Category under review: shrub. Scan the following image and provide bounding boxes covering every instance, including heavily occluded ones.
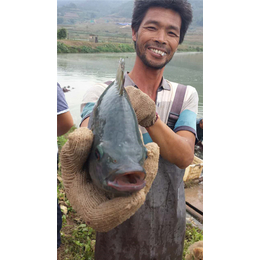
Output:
[81,46,95,53]
[96,43,119,52]
[118,44,135,52]
[68,46,79,53]
[57,42,69,53]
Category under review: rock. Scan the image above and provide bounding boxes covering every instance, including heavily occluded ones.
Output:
[62,87,70,93]
[185,240,203,260]
[60,205,68,215]
[91,240,96,251]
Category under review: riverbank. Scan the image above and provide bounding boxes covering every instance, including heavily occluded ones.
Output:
[57,126,203,260]
[57,40,203,54]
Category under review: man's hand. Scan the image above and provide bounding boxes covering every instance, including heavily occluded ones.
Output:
[60,127,159,232]
[125,85,195,168]
[125,86,157,128]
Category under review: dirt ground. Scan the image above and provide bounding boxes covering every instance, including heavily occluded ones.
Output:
[58,39,95,47]
[57,210,84,260]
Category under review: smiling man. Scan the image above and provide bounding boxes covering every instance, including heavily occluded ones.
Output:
[133,8,180,70]
[79,0,198,259]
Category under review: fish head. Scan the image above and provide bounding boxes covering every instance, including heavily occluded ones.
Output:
[88,139,148,195]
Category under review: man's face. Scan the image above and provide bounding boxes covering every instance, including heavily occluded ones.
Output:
[132,7,181,69]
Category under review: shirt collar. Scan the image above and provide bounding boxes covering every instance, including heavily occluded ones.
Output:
[124,72,171,91]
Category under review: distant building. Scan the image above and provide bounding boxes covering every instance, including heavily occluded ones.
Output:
[89,34,98,43]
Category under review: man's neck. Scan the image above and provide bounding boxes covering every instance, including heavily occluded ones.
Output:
[128,57,165,101]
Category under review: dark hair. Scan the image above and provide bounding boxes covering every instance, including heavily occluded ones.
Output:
[131,0,193,44]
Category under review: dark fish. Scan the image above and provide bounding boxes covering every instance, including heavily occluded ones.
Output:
[87,58,147,195]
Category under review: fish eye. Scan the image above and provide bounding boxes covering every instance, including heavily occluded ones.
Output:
[95,149,100,160]
[95,145,103,161]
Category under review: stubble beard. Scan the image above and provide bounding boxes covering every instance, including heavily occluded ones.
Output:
[135,40,174,70]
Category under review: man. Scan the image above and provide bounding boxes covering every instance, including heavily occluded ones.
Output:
[57,82,73,249]
[74,0,198,259]
[196,118,203,146]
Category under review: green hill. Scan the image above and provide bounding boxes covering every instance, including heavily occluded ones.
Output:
[57,0,202,27]
[57,0,203,50]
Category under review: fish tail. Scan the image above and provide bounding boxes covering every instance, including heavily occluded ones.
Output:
[115,58,125,96]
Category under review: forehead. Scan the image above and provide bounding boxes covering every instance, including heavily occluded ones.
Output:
[141,7,181,30]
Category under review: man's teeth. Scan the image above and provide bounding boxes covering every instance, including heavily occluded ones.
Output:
[151,48,166,56]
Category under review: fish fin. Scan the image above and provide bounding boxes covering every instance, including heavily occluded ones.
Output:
[139,129,144,145]
[115,58,125,96]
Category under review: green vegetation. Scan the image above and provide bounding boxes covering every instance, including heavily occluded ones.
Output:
[57,41,135,54]
[58,125,96,260]
[57,42,70,53]
[57,126,203,259]
[183,224,203,259]
[57,0,202,27]
[57,0,203,53]
[57,125,77,149]
[178,46,203,52]
[57,40,202,54]
[57,28,68,40]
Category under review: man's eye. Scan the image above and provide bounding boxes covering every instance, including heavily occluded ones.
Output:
[168,32,178,37]
[146,26,156,31]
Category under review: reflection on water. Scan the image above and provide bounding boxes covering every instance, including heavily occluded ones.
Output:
[57,52,203,126]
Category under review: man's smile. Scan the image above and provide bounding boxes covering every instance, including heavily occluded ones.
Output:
[148,47,167,56]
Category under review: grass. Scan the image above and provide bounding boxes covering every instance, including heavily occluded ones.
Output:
[57,40,135,53]
[57,40,202,54]
[183,224,203,259]
[57,126,203,260]
[58,125,96,259]
[57,22,202,54]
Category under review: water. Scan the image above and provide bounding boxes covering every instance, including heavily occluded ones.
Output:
[57,52,203,126]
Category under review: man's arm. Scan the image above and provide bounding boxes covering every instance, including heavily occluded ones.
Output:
[57,111,74,136]
[80,117,90,128]
[79,83,108,128]
[125,85,198,169]
[146,118,195,168]
[80,115,194,168]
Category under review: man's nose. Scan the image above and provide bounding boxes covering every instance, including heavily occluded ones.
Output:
[154,30,166,44]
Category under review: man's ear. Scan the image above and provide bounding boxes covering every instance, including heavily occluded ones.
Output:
[132,28,137,41]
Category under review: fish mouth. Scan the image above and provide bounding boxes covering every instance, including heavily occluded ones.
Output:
[107,171,146,192]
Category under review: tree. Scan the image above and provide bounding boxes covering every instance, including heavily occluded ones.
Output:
[68,3,77,8]
[57,28,67,39]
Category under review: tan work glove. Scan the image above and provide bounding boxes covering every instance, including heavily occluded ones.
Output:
[60,127,159,232]
[125,86,157,128]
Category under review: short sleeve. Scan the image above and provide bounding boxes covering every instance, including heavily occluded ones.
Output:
[80,83,108,126]
[57,83,69,115]
[174,86,199,135]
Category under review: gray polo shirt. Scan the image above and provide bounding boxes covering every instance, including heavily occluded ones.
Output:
[80,74,198,259]
[80,73,198,143]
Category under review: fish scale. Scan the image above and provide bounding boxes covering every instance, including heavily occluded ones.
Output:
[87,58,147,195]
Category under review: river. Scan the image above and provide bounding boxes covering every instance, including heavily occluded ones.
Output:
[57,52,203,126]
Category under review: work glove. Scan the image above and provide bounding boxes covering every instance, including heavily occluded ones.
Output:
[60,127,159,232]
[125,86,157,128]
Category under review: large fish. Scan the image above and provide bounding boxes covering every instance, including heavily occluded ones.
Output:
[87,58,147,195]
